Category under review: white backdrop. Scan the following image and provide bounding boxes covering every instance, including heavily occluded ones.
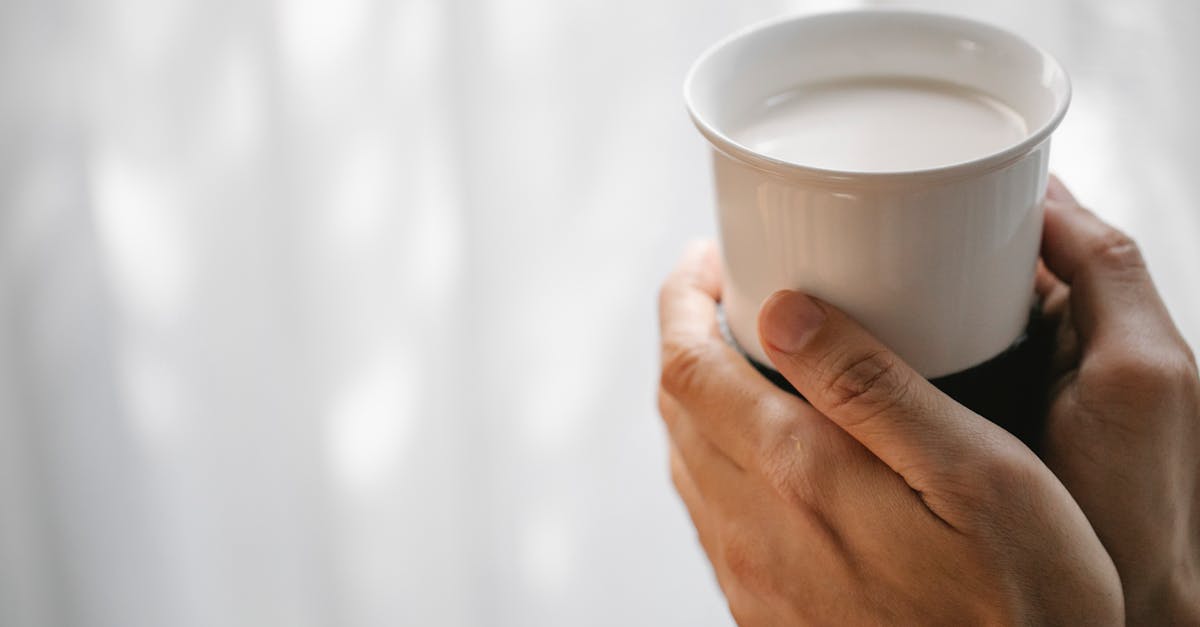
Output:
[1,0,1198,625]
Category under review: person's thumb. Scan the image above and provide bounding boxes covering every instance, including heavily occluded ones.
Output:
[756,290,1020,495]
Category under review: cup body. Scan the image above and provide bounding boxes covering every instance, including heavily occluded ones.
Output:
[685,10,1070,378]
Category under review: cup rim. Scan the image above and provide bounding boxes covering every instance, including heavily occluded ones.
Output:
[683,8,1072,183]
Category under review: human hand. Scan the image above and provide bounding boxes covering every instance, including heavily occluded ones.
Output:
[657,241,1122,625]
[1035,176,1200,625]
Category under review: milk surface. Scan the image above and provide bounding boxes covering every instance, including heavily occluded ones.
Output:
[732,78,1029,172]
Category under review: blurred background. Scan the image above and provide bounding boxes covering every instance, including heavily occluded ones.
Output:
[1,0,1198,625]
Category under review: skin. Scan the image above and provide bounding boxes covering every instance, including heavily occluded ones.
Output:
[656,177,1199,624]
[1035,177,1200,625]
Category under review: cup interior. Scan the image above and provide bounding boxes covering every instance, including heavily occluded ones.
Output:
[685,10,1070,175]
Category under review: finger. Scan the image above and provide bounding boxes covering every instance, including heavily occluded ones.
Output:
[669,445,719,555]
[1034,260,1065,303]
[665,407,763,604]
[670,451,764,627]
[756,290,1014,492]
[1040,181,1181,351]
[658,241,824,472]
[659,390,745,503]
[658,240,723,346]
[1035,260,1071,324]
[1045,173,1076,203]
[670,447,747,609]
[1034,261,1056,300]
[1032,260,1082,381]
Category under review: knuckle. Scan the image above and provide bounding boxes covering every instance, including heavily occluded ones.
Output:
[759,427,821,507]
[1161,350,1199,388]
[660,341,710,399]
[721,539,754,580]
[1087,348,1196,398]
[656,389,677,427]
[974,446,1038,499]
[761,455,806,508]
[820,349,905,421]
[1088,352,1153,387]
[720,531,772,594]
[668,452,686,491]
[1089,227,1146,274]
[656,282,674,319]
[1182,346,1200,386]
[933,443,1040,525]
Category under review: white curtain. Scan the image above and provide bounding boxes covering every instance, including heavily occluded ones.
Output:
[1,0,1197,625]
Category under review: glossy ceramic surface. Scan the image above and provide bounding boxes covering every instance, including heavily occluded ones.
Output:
[686,10,1070,376]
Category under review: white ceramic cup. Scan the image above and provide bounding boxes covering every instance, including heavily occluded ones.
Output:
[684,10,1071,379]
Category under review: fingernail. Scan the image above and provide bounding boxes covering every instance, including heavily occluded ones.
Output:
[760,291,826,353]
